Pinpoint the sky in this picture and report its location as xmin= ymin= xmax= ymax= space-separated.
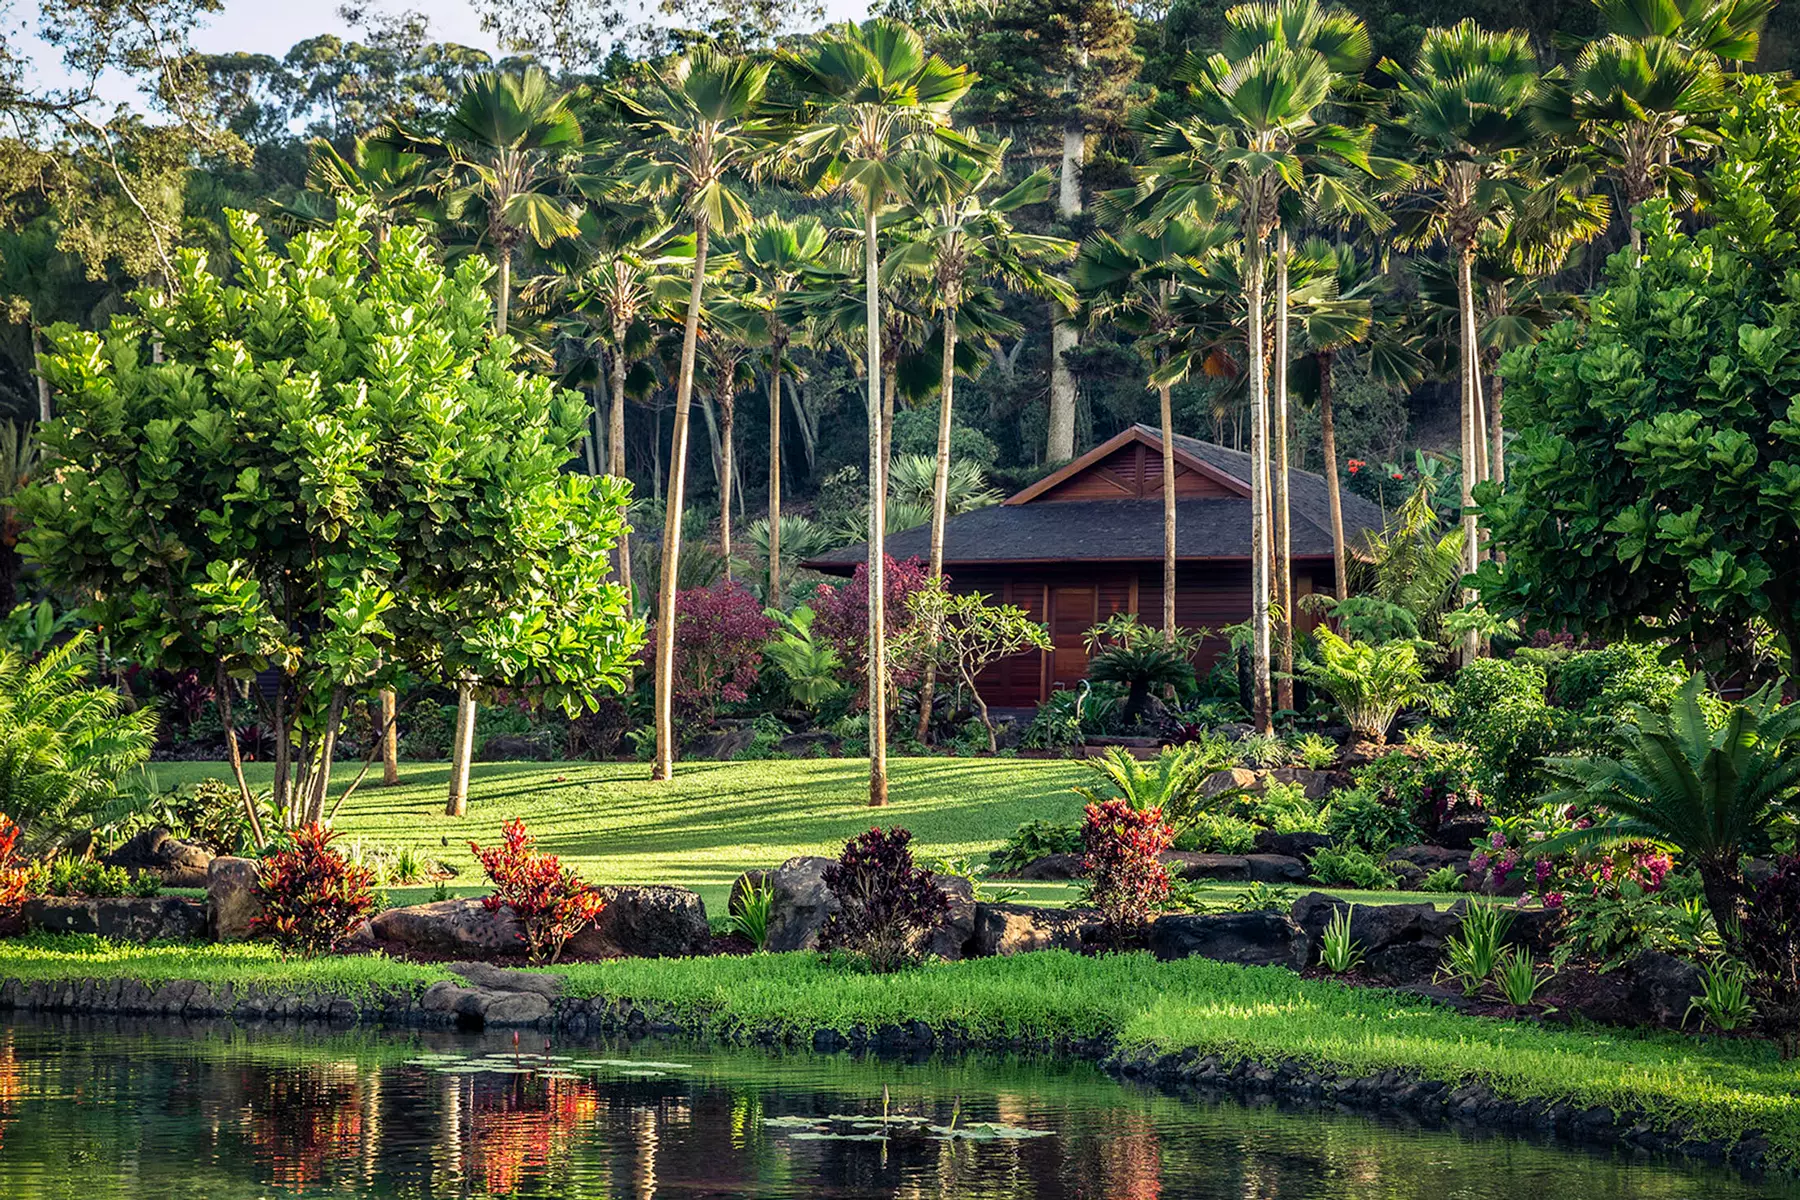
xmin=22 ymin=0 xmax=872 ymax=110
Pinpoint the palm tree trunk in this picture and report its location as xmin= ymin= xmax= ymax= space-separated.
xmin=1318 ymin=351 xmax=1347 ymax=601
xmin=719 ymin=387 xmax=735 ymax=577
xmin=1486 ymin=356 xmax=1505 ymax=489
xmin=1158 ymin=379 xmax=1177 ymax=638
xmin=1245 ymin=211 xmax=1273 ymax=733
xmin=380 ymin=688 xmax=399 ymax=786
xmin=915 ymin=292 xmax=960 ymax=742
xmin=1272 ymin=228 xmax=1294 ymax=714
xmin=1456 ymin=245 xmax=1481 ymax=664
xmin=31 ymin=321 xmax=51 ymax=421
xmin=496 ymin=246 xmax=512 ymax=336
xmin=768 ymin=345 xmax=784 ymax=604
xmin=864 ymin=207 xmax=889 ymax=807
xmin=609 ymin=320 xmax=633 ymax=607
xmin=653 ymin=217 xmax=711 ymax=781
xmin=1046 ymin=125 xmax=1084 ymax=463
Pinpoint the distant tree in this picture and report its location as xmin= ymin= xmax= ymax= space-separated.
xmin=898 ymin=578 xmax=1051 ymax=750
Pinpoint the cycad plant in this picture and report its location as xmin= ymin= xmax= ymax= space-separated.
xmin=1539 ymin=675 xmax=1800 ymax=940
xmin=1073 ymin=744 xmax=1234 ymax=836
xmin=610 ymin=47 xmax=779 ymax=781
xmin=782 ymin=17 xmax=983 ymax=806
xmin=0 ymin=632 xmax=158 ymax=854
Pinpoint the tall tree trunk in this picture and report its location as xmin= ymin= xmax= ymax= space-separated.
xmin=495 ymin=246 xmax=512 ymax=336
xmin=608 ymin=319 xmax=633 ymax=607
xmin=719 ymin=387 xmax=735 ymax=577
xmin=380 ymin=688 xmax=399 ymax=786
xmin=768 ymin=344 xmax=785 ymax=604
xmin=1487 ymin=355 xmax=1505 ymax=489
xmin=864 ymin=208 xmax=889 ymax=807
xmin=653 ymin=217 xmax=711 ymax=781
xmin=215 ymin=661 xmax=268 ymax=850
xmin=915 ymin=289 xmax=961 ymax=742
xmin=31 ymin=321 xmax=51 ymax=421
xmin=1273 ymin=229 xmax=1294 ymax=714
xmin=1457 ymin=245 xmax=1481 ymax=664
xmin=1158 ymin=380 xmax=1177 ymax=638
xmin=1046 ymin=124 xmax=1084 ymax=463
xmin=444 ymin=679 xmax=476 ymax=816
xmin=1318 ymin=351 xmax=1347 ymax=601
xmin=1246 ymin=212 xmax=1273 ymax=733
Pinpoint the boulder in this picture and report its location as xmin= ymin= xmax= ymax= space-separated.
xmin=1433 ymin=815 xmax=1489 ymax=851
xmin=923 ymin=875 xmax=977 ymax=961
xmin=776 ymin=731 xmax=839 ymax=757
xmin=566 ymin=885 xmax=710 ymax=958
xmin=689 ymin=725 xmax=757 ymax=761
xmin=1164 ymin=851 xmax=1250 ymax=882
xmin=1008 ymin=852 xmax=1085 ymax=881
xmin=23 ymin=896 xmax=207 ymax=942
xmin=370 ymin=898 xmax=523 ymax=955
xmin=419 ymin=962 xmax=561 ymax=1026
xmin=1290 ymin=892 xmax=1457 ymax=983
xmin=1200 ymin=768 xmax=1260 ymax=798
xmin=103 ymin=826 xmax=215 ymax=887
xmin=1266 ymin=768 xmax=1337 ymax=799
xmin=1148 ymin=911 xmax=1308 ymax=969
xmin=761 ymin=856 xmax=839 ymax=953
xmin=1244 ymin=854 xmax=1308 ymax=884
xmin=1253 ymin=831 xmax=1333 ymax=861
xmin=207 ymin=856 xmax=263 ymax=942
xmin=1561 ymin=951 xmax=1704 ymax=1029
xmin=1384 ymin=844 xmax=1468 ymax=888
xmin=969 ymin=902 xmax=1098 ymax=957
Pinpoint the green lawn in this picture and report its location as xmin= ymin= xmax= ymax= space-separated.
xmin=151 ymin=759 xmax=1451 ymax=915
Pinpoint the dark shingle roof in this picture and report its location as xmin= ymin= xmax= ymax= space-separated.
xmin=804 ymin=427 xmax=1385 ymax=572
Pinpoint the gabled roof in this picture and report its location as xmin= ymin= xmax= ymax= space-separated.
xmin=802 ymin=425 xmax=1386 ymax=573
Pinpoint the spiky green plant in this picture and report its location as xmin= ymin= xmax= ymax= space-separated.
xmin=1295 ymin=628 xmax=1428 ymax=742
xmin=1072 ymin=744 xmax=1235 ymax=835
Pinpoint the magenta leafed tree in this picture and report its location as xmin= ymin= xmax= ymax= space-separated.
xmin=645 ymin=579 xmax=776 ymax=727
xmin=812 ymin=555 xmax=931 ymax=701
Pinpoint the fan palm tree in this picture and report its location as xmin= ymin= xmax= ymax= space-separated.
xmin=304 ymin=134 xmax=434 ymax=241
xmin=610 ymin=48 xmax=778 ymax=781
xmin=1382 ymin=21 xmax=1541 ymax=663
xmin=1592 ymin=0 xmax=1772 ymax=61
xmin=1074 ymin=217 xmax=1230 ymax=639
xmin=738 ymin=214 xmax=829 ymax=602
xmin=1533 ymin=35 xmax=1725 ymax=255
xmin=782 ymin=17 xmax=983 ymax=806
xmin=1540 ymin=675 xmax=1800 ymax=941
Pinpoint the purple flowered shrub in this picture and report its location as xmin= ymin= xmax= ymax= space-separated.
xmin=820 ymin=827 xmax=950 ymax=973
xmin=644 ymin=579 xmax=775 ymax=727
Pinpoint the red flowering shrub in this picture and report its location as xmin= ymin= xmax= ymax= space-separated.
xmin=820 ymin=826 xmax=949 ymax=973
xmin=644 ymin=579 xmax=776 ymax=726
xmin=1742 ymin=854 xmax=1800 ymax=1058
xmin=470 ymin=818 xmax=606 ymax=964
xmin=812 ymin=555 xmax=931 ymax=702
xmin=1082 ymin=798 xmax=1174 ymax=936
xmin=0 ymin=814 xmax=31 ymax=922
xmin=250 ymin=824 xmax=378 ymax=956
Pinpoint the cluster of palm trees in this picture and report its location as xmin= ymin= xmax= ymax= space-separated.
xmin=299 ymin=0 xmax=1769 ymax=802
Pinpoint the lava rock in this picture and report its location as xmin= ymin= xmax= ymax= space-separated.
xmin=371 ymin=898 xmax=524 ymax=955
xmin=922 ymin=874 xmax=976 ymax=961
xmin=1290 ymin=892 xmax=1455 ymax=982
xmin=1165 ymin=851 xmax=1252 ymax=881
xmin=688 ymin=725 xmax=758 ymax=761
xmin=1245 ymin=854 xmax=1309 ymax=884
xmin=969 ymin=902 xmax=1098 ymax=956
xmin=476 ymin=733 xmax=556 ymax=762
xmin=1563 ymin=951 xmax=1704 ymax=1029
xmin=567 ymin=886 xmax=711 ymax=958
xmin=1433 ymin=815 xmax=1490 ymax=851
xmin=1148 ymin=911 xmax=1308 ymax=969
xmin=1384 ymin=844 xmax=1468 ymax=888
xmin=207 ymin=856 xmax=263 ymax=942
xmin=103 ymin=826 xmax=215 ymax=888
xmin=759 ymin=856 xmax=839 ymax=953
xmin=776 ymin=731 xmax=839 ymax=757
xmin=1253 ymin=831 xmax=1334 ymax=861
xmin=22 ymin=896 xmax=207 ymax=942
xmin=1007 ymin=853 xmax=1086 ymax=881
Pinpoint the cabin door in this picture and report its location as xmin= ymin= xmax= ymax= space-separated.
xmin=1047 ymin=586 xmax=1098 ymax=695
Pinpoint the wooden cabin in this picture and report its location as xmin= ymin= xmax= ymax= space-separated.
xmin=803 ymin=424 xmax=1386 ymax=708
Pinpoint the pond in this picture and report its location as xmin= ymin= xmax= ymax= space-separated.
xmin=0 ymin=1014 xmax=1791 ymax=1199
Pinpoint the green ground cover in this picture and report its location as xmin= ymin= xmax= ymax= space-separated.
xmin=2 ymin=936 xmax=1792 ymax=1168
xmin=151 ymin=760 xmax=1451 ymax=914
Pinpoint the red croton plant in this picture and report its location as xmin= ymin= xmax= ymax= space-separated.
xmin=470 ymin=819 xmax=605 ymax=964
xmin=1082 ymin=797 xmax=1173 ymax=939
xmin=250 ymin=823 xmax=378 ymax=956
xmin=0 ymin=814 xmax=31 ymax=922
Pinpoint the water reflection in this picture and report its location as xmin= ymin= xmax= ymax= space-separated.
xmin=0 ymin=1015 xmax=1788 ymax=1200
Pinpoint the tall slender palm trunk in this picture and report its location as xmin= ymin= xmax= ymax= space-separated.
xmin=863 ymin=209 xmax=889 ymax=806
xmin=609 ymin=316 xmax=634 ymax=606
xmin=653 ymin=217 xmax=711 ymax=781
xmin=32 ymin=321 xmax=51 ymax=421
xmin=767 ymin=348 xmax=785 ymax=603
xmin=1272 ymin=228 xmax=1294 ymax=713
xmin=719 ymin=387 xmax=735 ymax=576
xmin=1317 ymin=350 xmax=1347 ymax=600
xmin=1456 ymin=245 xmax=1481 ymax=664
xmin=1158 ymin=379 xmax=1178 ymax=638
xmin=1245 ymin=213 xmax=1273 ymax=733
xmin=915 ymin=285 xmax=961 ymax=742
xmin=381 ymin=688 xmax=400 ymax=786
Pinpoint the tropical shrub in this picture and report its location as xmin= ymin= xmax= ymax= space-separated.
xmin=647 ymin=579 xmax=776 ymax=728
xmin=1072 ymin=743 xmax=1235 ymax=835
xmin=1740 ymin=855 xmax=1800 ymax=1057
xmin=1553 ymin=881 xmax=1717 ymax=970
xmin=18 ymin=206 xmax=642 ymax=835
xmin=1308 ymin=845 xmax=1398 ymax=890
xmin=987 ymin=819 xmax=1083 ymax=873
xmin=1352 ymin=734 xmax=1482 ymax=836
xmin=250 ymin=824 xmax=378 ymax=956
xmin=1552 ymin=642 xmax=1687 ymax=728
xmin=1234 ymin=779 xmax=1325 ymax=833
xmin=0 ymin=633 xmax=157 ymax=854
xmin=819 ymin=827 xmax=950 ymax=973
xmin=898 ymin=580 xmax=1052 ymax=750
xmin=470 ymin=818 xmax=607 ymax=964
xmin=41 ymin=857 xmax=137 ymax=897
xmin=1233 ymin=731 xmax=1288 ymax=769
xmin=1323 ymin=787 xmax=1420 ymax=855
xmin=1226 ymin=882 xmax=1295 ymax=913
xmin=1082 ymin=797 xmax=1174 ymax=935
xmin=761 ymin=605 xmax=843 ymax=710
xmin=0 ymin=815 xmax=31 ymax=921
xmin=1082 ymin=614 xmax=1202 ymax=726
xmin=1540 ymin=676 xmax=1800 ymax=938
xmin=812 ymin=555 xmax=931 ymax=700
xmin=1019 ymin=685 xmax=1121 ymax=750
xmin=1450 ymin=657 xmax=1565 ymax=813
xmin=1172 ymin=811 xmax=1257 ymax=855
xmin=1296 ymin=629 xmax=1428 ymax=742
